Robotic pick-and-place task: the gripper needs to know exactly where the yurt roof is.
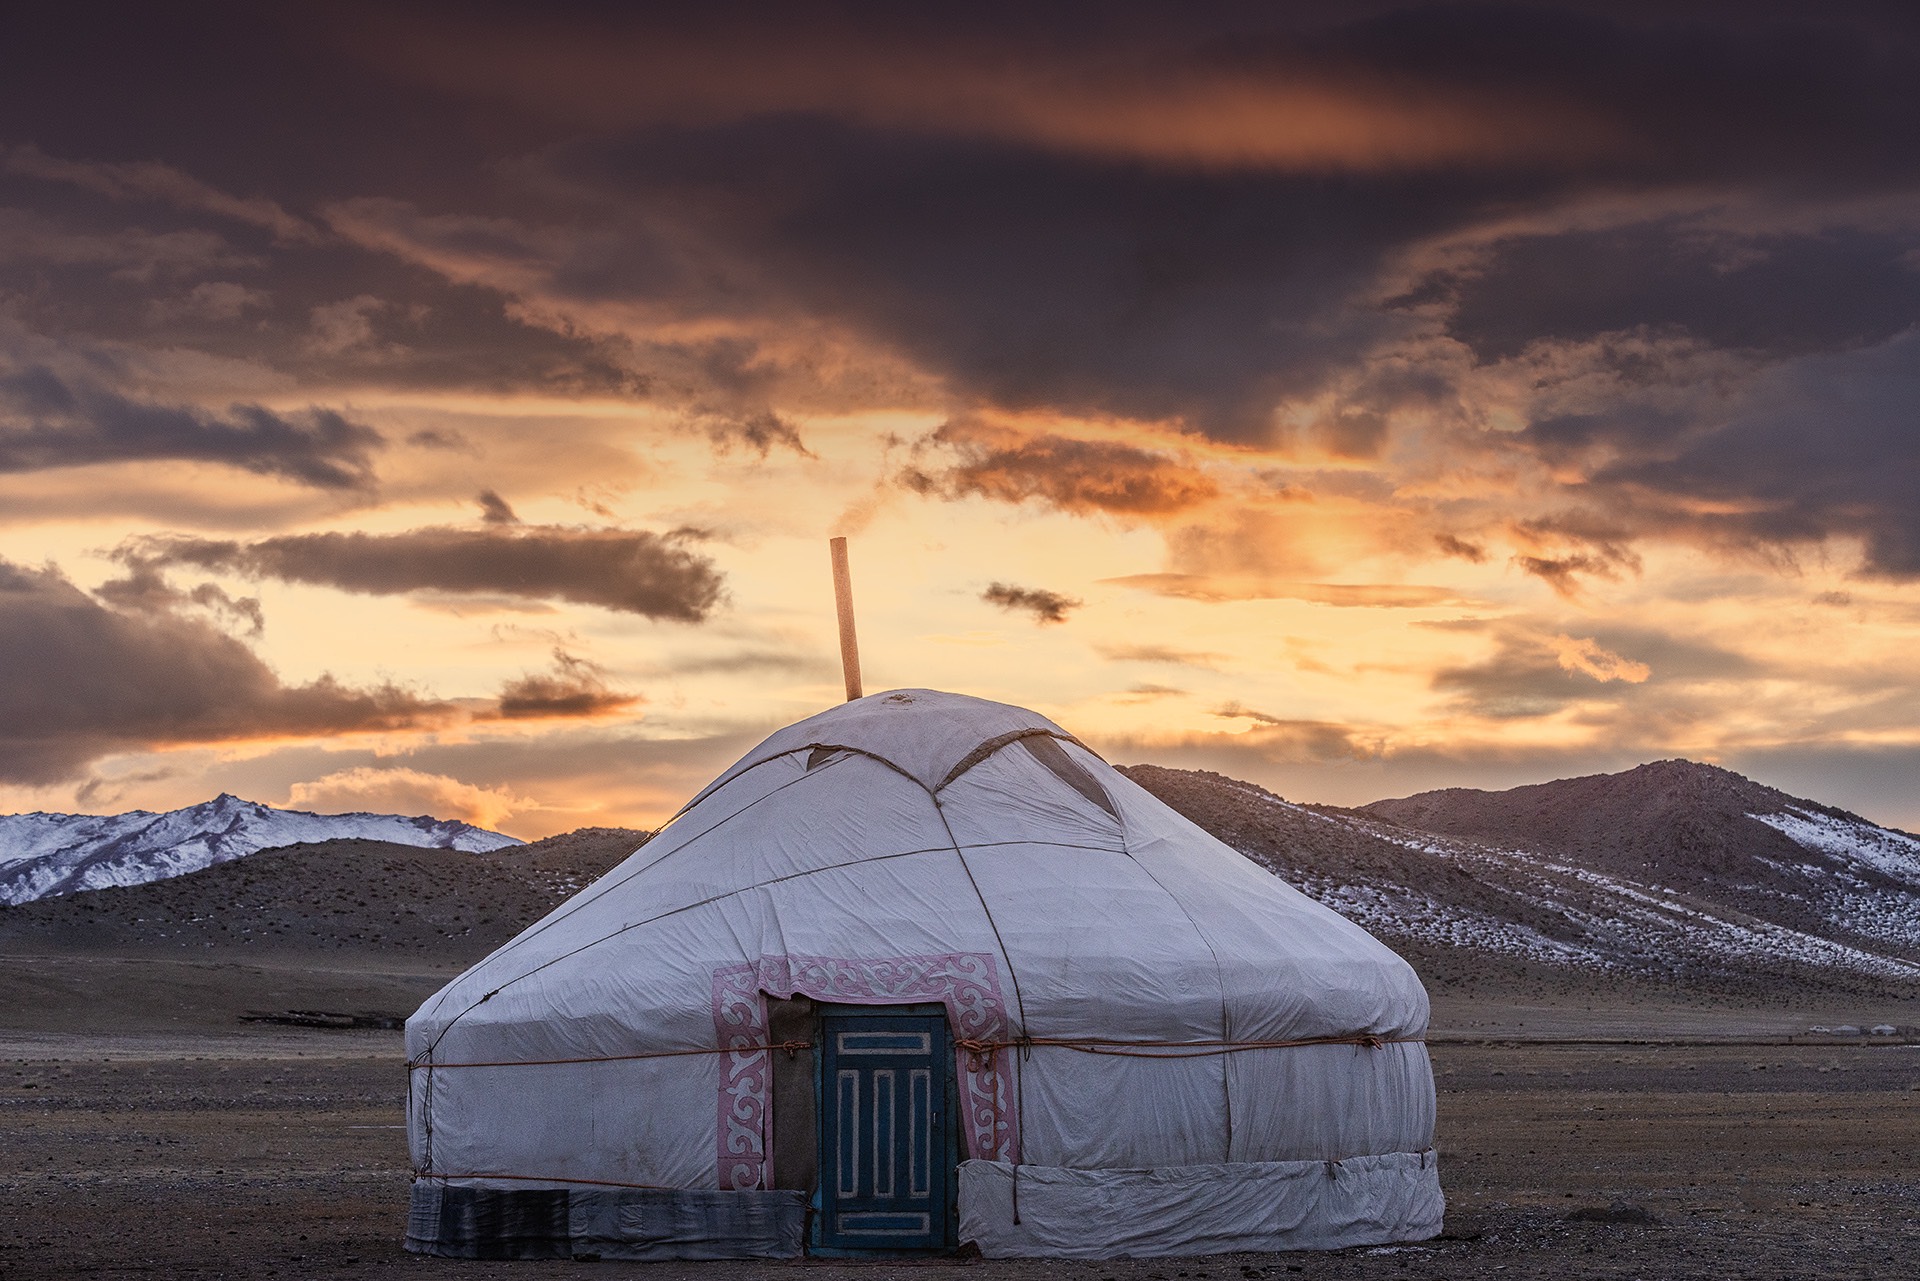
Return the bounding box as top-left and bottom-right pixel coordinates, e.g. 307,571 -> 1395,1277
683,688 -> 1079,804
411,686 -> 1426,1049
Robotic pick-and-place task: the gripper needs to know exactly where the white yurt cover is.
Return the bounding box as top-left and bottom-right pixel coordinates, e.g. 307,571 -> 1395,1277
404,690 -> 1441,1259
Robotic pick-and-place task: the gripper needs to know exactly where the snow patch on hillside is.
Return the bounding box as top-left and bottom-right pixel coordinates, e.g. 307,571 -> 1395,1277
1752,808 -> 1920,884
0,793 -> 520,904
1249,806 -> 1920,983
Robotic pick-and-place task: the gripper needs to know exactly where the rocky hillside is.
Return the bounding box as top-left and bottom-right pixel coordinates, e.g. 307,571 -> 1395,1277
1122,761 -> 1920,998
1363,759 -> 1907,896
10,759 -> 1917,1003
0,827 -> 650,962
0,793 -> 521,904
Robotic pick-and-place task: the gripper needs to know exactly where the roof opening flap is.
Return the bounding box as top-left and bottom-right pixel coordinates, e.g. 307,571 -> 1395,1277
1021,735 -> 1118,819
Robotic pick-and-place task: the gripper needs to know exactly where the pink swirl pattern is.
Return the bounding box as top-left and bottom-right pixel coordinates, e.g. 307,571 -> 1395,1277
711,952 -> 1016,1189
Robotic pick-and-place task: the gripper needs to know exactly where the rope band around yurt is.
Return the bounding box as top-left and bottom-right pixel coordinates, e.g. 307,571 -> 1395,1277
955,1032 -> 1422,1061
407,1040 -> 813,1070
406,1032 -> 1421,1071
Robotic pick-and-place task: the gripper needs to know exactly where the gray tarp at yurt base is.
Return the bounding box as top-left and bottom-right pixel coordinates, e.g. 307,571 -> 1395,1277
405,689 -> 1441,1259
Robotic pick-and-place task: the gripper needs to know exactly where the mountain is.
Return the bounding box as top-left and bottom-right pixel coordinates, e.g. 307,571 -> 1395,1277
0,793 -> 522,905
1361,759 -> 1912,895
0,826 -> 651,960
0,825 -> 652,1035
1122,760 -> 1920,997
9,761 -> 1917,1004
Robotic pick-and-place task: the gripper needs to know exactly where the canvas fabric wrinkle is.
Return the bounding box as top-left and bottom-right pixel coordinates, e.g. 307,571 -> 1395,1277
406,689 -> 1439,1258
958,1153 -> 1444,1258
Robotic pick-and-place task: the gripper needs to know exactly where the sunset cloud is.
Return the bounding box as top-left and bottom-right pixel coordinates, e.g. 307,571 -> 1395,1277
1095,643 -> 1224,670
4,143 -> 322,244
0,207 -> 253,278
0,558 -> 454,784
1589,330 -> 1920,578
1549,635 -> 1652,685
0,361 -> 383,490
353,9 -> 1619,172
475,489 -> 519,525
3,3 -> 1919,829
115,524 -> 726,621
906,425 -> 1217,516
288,766 -> 531,830
1211,703 -> 1382,763
981,582 -> 1081,625
1426,624 -> 1722,722
1106,575 -> 1468,609
491,649 -> 639,721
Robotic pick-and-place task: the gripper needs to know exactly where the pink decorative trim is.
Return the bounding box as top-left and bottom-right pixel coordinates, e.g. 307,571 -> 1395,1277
711,952 -> 1016,1190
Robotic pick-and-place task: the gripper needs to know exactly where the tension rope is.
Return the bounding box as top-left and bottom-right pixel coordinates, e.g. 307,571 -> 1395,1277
406,1032 -> 1420,1072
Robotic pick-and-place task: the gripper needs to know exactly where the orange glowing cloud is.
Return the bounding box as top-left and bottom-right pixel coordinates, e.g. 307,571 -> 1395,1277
288,766 -> 533,830
345,14 -> 1621,172
904,420 -> 1219,516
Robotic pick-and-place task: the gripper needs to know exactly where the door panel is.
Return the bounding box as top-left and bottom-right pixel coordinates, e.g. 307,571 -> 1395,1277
818,1011 -> 954,1251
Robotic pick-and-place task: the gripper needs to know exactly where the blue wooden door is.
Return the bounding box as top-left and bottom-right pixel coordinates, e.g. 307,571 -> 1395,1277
817,1010 -> 955,1251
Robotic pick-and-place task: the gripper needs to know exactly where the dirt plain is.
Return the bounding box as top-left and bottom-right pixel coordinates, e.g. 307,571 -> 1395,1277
6,989 -> 1920,1281
5,825 -> 1919,1278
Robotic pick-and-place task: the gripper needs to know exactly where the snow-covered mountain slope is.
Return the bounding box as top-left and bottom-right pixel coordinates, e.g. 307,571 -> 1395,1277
1122,761 -> 1920,995
0,827 -> 650,958
0,794 -> 521,904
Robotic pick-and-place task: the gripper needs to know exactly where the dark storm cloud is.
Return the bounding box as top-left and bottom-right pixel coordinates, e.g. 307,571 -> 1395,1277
414,4 -> 1920,434
4,143 -> 322,243
1502,330 -> 1920,580
1310,5 -> 1920,187
478,5 -> 1920,553
312,135 -> 1436,438
1,141 -> 651,407
981,583 -> 1082,625
1590,330 -> 1920,577
0,558 -> 454,783
0,205 -> 253,278
117,524 -> 726,621
561,118 -> 1482,437
0,361 -> 383,489
353,2 -> 1920,182
5,3 -> 1920,557
1429,224 -> 1920,364
357,2 -> 1620,170
289,280 -> 646,400
0,215 -> 650,404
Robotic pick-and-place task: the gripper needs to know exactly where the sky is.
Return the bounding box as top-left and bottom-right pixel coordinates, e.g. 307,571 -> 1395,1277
3,1 -> 1918,836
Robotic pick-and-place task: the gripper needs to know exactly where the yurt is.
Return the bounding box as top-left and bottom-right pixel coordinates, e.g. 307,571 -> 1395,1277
404,689 -> 1440,1260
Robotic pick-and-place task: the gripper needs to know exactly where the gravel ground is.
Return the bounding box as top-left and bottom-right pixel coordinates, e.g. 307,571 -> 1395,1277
5,1025 -> 1918,1280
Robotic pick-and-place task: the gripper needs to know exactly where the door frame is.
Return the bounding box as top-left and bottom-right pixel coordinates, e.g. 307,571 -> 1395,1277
809,1002 -> 960,1255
